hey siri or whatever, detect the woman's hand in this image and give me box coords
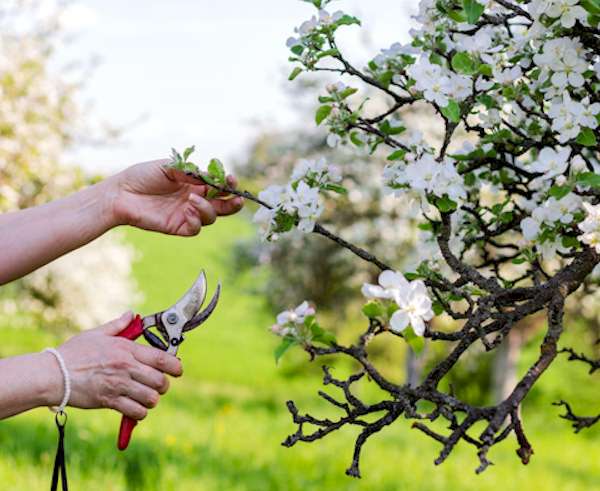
[50,312,182,420]
[109,159,244,236]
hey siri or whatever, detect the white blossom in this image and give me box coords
[389,280,434,336]
[579,202,600,252]
[361,270,434,336]
[529,146,570,180]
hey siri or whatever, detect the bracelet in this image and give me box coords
[43,348,71,414]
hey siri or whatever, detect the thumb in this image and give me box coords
[100,311,135,335]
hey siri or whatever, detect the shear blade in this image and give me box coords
[183,283,221,332]
[171,270,208,323]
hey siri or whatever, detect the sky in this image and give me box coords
[56,0,416,173]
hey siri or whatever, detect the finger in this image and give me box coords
[226,174,238,188]
[162,164,207,185]
[132,343,183,377]
[124,380,160,409]
[188,193,217,225]
[112,396,148,420]
[130,364,170,394]
[209,196,244,216]
[100,311,135,335]
[182,207,203,236]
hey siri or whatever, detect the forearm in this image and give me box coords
[0,352,61,419]
[0,178,119,284]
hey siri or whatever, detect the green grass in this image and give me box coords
[1,216,599,490]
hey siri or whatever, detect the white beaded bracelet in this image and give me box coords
[44,348,71,414]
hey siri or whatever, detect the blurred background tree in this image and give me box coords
[0,0,140,331]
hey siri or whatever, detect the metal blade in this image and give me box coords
[170,270,208,324]
[183,282,221,332]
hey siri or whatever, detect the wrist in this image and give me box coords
[36,351,63,408]
[92,174,126,229]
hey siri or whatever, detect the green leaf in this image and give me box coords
[170,147,182,162]
[312,327,337,346]
[387,149,407,161]
[477,94,495,109]
[182,145,195,161]
[377,70,394,88]
[362,301,384,319]
[436,195,458,212]
[274,337,297,364]
[440,100,461,123]
[451,52,478,75]
[316,48,340,60]
[462,0,485,24]
[288,67,303,81]
[561,235,579,249]
[447,8,467,22]
[549,185,572,200]
[432,301,445,316]
[208,158,226,182]
[315,105,332,125]
[339,87,358,100]
[576,127,598,147]
[577,172,600,188]
[403,326,425,355]
[478,63,493,77]
[379,120,406,136]
[350,131,365,147]
[324,183,348,195]
[336,15,361,26]
[581,0,600,14]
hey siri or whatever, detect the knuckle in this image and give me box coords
[154,352,167,369]
[99,394,111,409]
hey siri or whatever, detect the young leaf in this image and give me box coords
[549,185,572,200]
[440,100,461,123]
[576,127,598,147]
[387,149,407,161]
[403,326,425,355]
[324,183,348,195]
[289,67,303,81]
[451,52,478,75]
[577,172,600,188]
[182,145,195,161]
[208,158,226,182]
[315,105,333,125]
[336,15,361,26]
[362,301,384,319]
[462,0,485,24]
[436,196,458,212]
[274,337,297,364]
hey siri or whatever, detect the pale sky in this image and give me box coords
[58,0,416,173]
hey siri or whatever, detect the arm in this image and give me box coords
[0,158,244,284]
[0,312,182,420]
[0,157,244,419]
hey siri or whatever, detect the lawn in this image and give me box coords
[0,215,599,490]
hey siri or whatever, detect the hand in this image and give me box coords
[109,159,244,236]
[51,312,183,420]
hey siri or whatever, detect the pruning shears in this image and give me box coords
[115,270,220,450]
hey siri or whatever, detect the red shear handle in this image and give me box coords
[116,314,144,450]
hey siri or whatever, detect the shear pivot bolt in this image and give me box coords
[166,313,179,325]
